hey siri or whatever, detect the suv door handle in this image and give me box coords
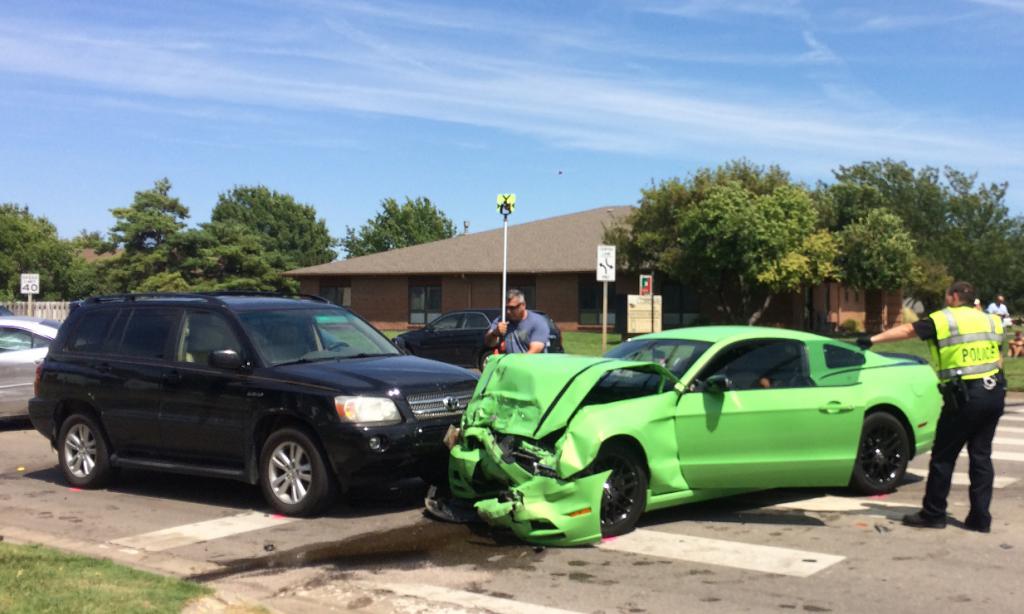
[163,370,182,385]
[819,403,854,414]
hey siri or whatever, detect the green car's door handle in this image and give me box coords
[819,403,855,414]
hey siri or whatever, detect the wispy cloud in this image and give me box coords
[0,3,1020,187]
[858,12,976,30]
[965,0,1024,13]
[637,0,807,20]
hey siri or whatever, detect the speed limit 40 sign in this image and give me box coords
[20,273,39,295]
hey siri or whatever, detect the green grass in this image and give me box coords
[0,542,211,614]
[561,330,623,356]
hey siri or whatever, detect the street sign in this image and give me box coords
[496,193,516,215]
[596,245,616,282]
[639,274,653,296]
[20,273,39,295]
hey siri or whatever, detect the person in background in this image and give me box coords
[1009,331,1024,358]
[858,281,1004,533]
[986,295,1013,329]
[974,298,983,311]
[484,289,550,355]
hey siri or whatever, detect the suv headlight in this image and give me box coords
[334,396,402,425]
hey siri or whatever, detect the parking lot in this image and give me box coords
[1,397,1022,613]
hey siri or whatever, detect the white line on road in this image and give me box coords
[997,425,1024,434]
[0,383,31,390]
[111,511,296,552]
[598,528,844,578]
[1000,414,1024,423]
[993,436,1024,446]
[365,582,584,614]
[768,495,909,513]
[949,450,1024,463]
[906,469,1018,488]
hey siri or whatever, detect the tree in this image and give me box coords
[101,178,191,292]
[181,221,298,292]
[837,209,918,292]
[0,204,75,301]
[340,197,456,258]
[823,160,1020,309]
[608,160,838,324]
[212,186,336,269]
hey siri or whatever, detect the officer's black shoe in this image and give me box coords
[901,511,947,529]
[963,515,991,533]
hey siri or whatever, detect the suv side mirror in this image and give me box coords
[702,373,731,394]
[209,349,244,370]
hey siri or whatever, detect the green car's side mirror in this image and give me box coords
[702,373,731,394]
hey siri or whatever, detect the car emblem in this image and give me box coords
[443,396,462,411]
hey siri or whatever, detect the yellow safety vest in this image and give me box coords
[928,306,1003,382]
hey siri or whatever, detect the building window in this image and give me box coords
[579,281,616,326]
[320,285,351,307]
[410,285,442,324]
[661,281,700,327]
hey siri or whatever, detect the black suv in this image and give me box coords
[394,308,564,370]
[29,293,478,516]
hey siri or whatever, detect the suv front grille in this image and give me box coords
[406,386,476,419]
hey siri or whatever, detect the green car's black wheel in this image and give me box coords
[850,412,910,495]
[593,441,648,537]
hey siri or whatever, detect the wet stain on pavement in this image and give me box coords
[189,519,541,582]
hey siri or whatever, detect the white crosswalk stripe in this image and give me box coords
[1001,414,1024,423]
[111,511,295,552]
[993,436,1024,446]
[950,450,1024,463]
[598,528,844,577]
[356,582,583,614]
[906,469,1018,488]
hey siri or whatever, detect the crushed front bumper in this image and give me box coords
[448,426,609,546]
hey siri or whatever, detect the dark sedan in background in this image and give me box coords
[395,308,563,369]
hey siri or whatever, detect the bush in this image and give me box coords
[839,319,861,334]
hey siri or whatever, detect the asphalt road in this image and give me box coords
[2,398,1023,614]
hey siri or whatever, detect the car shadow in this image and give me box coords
[637,485,921,531]
[21,466,435,518]
[0,417,32,432]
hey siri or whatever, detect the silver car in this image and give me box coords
[0,317,60,420]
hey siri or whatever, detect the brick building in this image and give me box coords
[284,207,901,333]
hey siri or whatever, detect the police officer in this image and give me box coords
[859,281,1005,532]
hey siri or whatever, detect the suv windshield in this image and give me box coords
[238,307,399,366]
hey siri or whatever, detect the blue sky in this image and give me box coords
[1,0,1022,248]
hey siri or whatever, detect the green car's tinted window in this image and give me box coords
[700,340,812,390]
[582,368,667,406]
[824,344,865,369]
[239,308,399,366]
[604,339,710,378]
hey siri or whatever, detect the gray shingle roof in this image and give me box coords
[285,206,634,277]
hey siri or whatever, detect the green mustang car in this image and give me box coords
[447,326,942,546]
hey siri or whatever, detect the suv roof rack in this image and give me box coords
[82,292,330,306]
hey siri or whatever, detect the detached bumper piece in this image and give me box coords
[448,428,609,546]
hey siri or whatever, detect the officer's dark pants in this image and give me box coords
[921,379,1005,526]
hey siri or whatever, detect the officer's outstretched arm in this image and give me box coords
[869,323,916,345]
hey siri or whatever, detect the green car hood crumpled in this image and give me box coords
[466,353,674,440]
